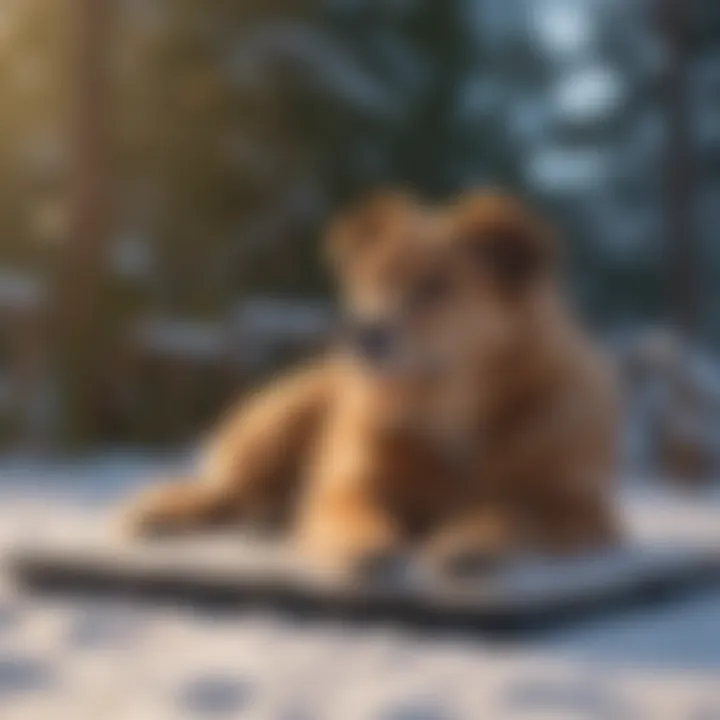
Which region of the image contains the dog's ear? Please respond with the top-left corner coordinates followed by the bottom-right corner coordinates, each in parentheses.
top-left (326, 191), bottom-right (415, 272)
top-left (454, 191), bottom-right (556, 293)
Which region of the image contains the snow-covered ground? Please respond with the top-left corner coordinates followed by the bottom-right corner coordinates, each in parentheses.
top-left (0, 453), bottom-right (719, 719)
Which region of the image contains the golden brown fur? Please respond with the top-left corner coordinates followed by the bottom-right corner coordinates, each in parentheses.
top-left (123, 190), bottom-right (620, 574)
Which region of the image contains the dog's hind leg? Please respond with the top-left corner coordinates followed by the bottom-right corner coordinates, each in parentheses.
top-left (121, 360), bottom-right (337, 536)
top-left (120, 475), bottom-right (234, 535)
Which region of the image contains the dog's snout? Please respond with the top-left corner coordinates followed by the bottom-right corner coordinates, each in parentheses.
top-left (353, 322), bottom-right (394, 363)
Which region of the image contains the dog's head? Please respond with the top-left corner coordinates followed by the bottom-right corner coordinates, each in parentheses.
top-left (328, 190), bottom-right (459, 378)
top-left (327, 189), bottom-right (558, 381)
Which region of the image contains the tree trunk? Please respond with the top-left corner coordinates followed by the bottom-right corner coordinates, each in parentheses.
top-left (55, 0), bottom-right (114, 446)
top-left (658, 0), bottom-right (697, 338)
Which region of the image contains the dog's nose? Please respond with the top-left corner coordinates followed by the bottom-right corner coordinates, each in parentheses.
top-left (353, 322), bottom-right (394, 363)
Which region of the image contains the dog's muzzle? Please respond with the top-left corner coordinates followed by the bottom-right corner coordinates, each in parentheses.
top-left (350, 321), bottom-right (395, 365)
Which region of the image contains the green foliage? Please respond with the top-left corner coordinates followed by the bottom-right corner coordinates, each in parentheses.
top-left (1, 0), bottom-right (719, 444)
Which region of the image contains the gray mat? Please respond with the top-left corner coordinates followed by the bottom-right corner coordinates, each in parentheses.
top-left (8, 494), bottom-right (720, 635)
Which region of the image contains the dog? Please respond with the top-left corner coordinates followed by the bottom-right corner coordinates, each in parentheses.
top-left (122, 190), bottom-right (620, 575)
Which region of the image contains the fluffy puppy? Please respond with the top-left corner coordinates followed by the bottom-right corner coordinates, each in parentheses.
top-left (423, 192), bottom-right (620, 569)
top-left (123, 190), bottom-right (620, 574)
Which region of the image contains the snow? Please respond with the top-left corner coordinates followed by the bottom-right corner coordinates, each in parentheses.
top-left (545, 593), bottom-right (720, 668)
top-left (552, 66), bottom-right (625, 124)
top-left (127, 299), bottom-right (334, 369)
top-left (130, 318), bottom-right (230, 363)
top-left (110, 232), bottom-right (154, 281)
top-left (526, 147), bottom-right (607, 193)
top-left (229, 22), bottom-right (403, 119)
top-left (0, 455), bottom-right (718, 716)
top-left (0, 268), bottom-right (45, 313)
top-left (528, 0), bottom-right (594, 60)
top-left (232, 297), bottom-right (334, 340)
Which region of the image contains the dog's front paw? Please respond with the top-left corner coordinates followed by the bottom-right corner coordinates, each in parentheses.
top-left (297, 519), bottom-right (408, 584)
top-left (349, 545), bottom-right (415, 586)
top-left (424, 515), bottom-right (513, 579)
top-left (117, 483), bottom-right (191, 539)
top-left (426, 541), bottom-right (506, 579)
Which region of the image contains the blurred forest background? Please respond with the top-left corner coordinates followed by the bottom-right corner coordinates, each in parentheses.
top-left (0, 0), bottom-right (720, 458)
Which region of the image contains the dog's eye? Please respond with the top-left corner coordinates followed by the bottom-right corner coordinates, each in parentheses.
top-left (407, 273), bottom-right (451, 312)
top-left (475, 231), bottom-right (543, 289)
